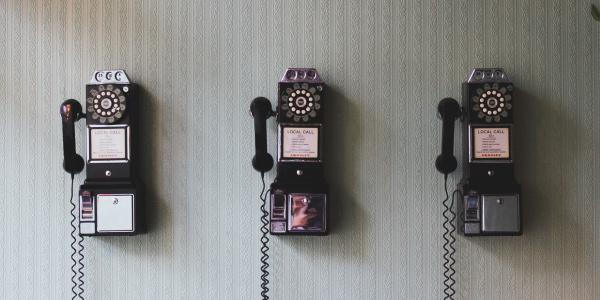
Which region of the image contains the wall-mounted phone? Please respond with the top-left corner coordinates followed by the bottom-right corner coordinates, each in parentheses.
top-left (436, 68), bottom-right (522, 299)
top-left (60, 70), bottom-right (144, 299)
top-left (250, 68), bottom-right (328, 299)
top-left (61, 70), bottom-right (144, 236)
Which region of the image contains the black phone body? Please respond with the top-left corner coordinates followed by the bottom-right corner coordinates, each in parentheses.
top-left (458, 68), bottom-right (521, 236)
top-left (78, 70), bottom-right (144, 236)
top-left (269, 68), bottom-right (328, 235)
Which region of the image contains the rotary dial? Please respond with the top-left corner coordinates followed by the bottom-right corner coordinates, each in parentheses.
top-left (280, 83), bottom-right (322, 122)
top-left (472, 83), bottom-right (513, 123)
top-left (87, 85), bottom-right (127, 124)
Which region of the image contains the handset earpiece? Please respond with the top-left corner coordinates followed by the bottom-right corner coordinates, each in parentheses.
top-left (435, 97), bottom-right (461, 175)
top-left (250, 97), bottom-right (275, 173)
top-left (60, 99), bottom-right (85, 174)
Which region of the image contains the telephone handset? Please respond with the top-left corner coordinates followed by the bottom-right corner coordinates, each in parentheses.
top-left (250, 68), bottom-right (328, 300)
top-left (60, 70), bottom-right (144, 299)
top-left (436, 68), bottom-right (522, 299)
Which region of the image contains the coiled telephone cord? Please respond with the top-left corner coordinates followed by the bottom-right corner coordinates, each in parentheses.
top-left (69, 174), bottom-right (86, 300)
top-left (442, 175), bottom-right (456, 300)
top-left (259, 172), bottom-right (271, 300)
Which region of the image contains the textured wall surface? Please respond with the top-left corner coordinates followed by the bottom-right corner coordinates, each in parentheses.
top-left (0, 1), bottom-right (599, 299)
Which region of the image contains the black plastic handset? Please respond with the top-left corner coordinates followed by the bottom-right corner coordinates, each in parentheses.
top-left (435, 97), bottom-right (461, 175)
top-left (60, 99), bottom-right (85, 174)
top-left (250, 97), bottom-right (274, 173)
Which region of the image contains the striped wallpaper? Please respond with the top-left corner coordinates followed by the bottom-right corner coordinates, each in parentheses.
top-left (0, 1), bottom-right (598, 299)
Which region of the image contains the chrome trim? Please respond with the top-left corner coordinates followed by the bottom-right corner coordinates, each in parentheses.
top-left (89, 70), bottom-right (130, 84)
top-left (279, 68), bottom-right (323, 83)
top-left (467, 68), bottom-right (511, 83)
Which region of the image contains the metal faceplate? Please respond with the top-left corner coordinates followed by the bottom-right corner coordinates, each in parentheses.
top-left (481, 194), bottom-right (520, 233)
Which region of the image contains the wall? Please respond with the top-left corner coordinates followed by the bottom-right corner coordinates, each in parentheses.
top-left (0, 1), bottom-right (598, 299)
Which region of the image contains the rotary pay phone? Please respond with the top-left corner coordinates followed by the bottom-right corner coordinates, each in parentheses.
top-left (60, 70), bottom-right (144, 299)
top-left (435, 68), bottom-right (522, 299)
top-left (250, 68), bottom-right (328, 299)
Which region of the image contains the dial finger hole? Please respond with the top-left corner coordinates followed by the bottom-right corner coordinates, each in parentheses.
top-left (500, 103), bottom-right (505, 107)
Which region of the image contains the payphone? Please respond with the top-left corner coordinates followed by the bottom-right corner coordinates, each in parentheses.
top-left (250, 68), bottom-right (329, 299)
top-left (435, 68), bottom-right (522, 299)
top-left (60, 70), bottom-right (144, 299)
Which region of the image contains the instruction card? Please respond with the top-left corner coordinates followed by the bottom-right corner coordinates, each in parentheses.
top-left (473, 127), bottom-right (510, 159)
top-left (282, 127), bottom-right (319, 159)
top-left (90, 128), bottom-right (127, 160)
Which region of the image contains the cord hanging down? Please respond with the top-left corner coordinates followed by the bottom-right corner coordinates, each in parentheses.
top-left (442, 175), bottom-right (457, 300)
top-left (69, 174), bottom-right (86, 300)
top-left (259, 173), bottom-right (271, 300)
